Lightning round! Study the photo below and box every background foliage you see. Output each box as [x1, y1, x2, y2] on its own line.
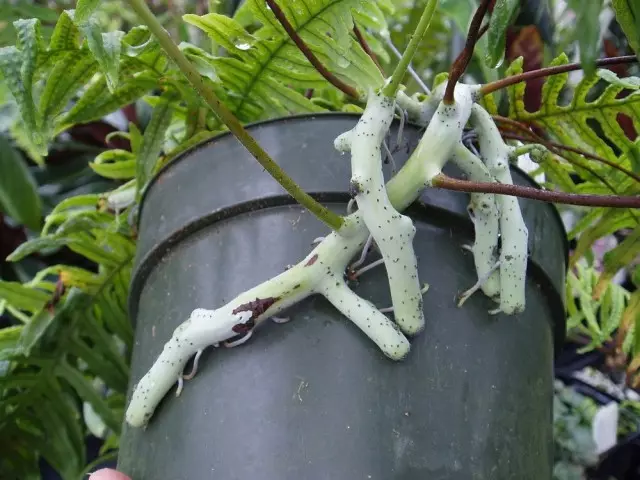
[0, 0, 639, 478]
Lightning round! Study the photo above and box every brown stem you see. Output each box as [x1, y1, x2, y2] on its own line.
[444, 0, 492, 104]
[481, 55, 639, 95]
[492, 115, 538, 138]
[492, 115, 640, 184]
[432, 173, 640, 208]
[499, 132, 626, 198]
[477, 22, 489, 40]
[265, 0, 360, 99]
[501, 132, 640, 184]
[353, 23, 383, 73]
[491, 115, 640, 184]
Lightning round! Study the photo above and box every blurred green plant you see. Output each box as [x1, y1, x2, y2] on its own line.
[553, 379, 640, 479]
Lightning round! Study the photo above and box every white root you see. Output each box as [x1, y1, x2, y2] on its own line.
[379, 283, 430, 313]
[349, 234, 375, 271]
[382, 140, 397, 173]
[223, 330, 254, 348]
[385, 84, 478, 210]
[335, 90, 424, 335]
[126, 215, 395, 428]
[353, 257, 385, 278]
[471, 104, 529, 314]
[319, 279, 410, 360]
[183, 348, 204, 380]
[271, 316, 291, 324]
[128, 308, 255, 426]
[450, 144, 501, 300]
[457, 260, 501, 307]
[126, 83, 533, 430]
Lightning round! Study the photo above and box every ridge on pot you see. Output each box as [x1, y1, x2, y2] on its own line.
[118, 114, 567, 480]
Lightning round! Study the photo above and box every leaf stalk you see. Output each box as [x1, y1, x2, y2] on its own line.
[126, 0, 344, 231]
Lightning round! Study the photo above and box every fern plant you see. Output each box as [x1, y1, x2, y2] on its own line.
[482, 52, 640, 387]
[0, 0, 639, 478]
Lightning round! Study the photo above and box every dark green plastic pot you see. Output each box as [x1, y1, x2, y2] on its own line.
[118, 114, 567, 480]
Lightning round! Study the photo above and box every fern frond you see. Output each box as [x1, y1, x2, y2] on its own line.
[505, 54, 640, 174]
[0, 255, 133, 479]
[499, 54, 640, 277]
[184, 0, 387, 121]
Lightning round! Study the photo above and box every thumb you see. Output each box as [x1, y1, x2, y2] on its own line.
[88, 468, 131, 480]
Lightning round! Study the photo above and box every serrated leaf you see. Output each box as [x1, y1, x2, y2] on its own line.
[612, 0, 640, 56]
[56, 73, 158, 130]
[49, 10, 80, 51]
[158, 130, 220, 171]
[45, 386, 86, 474]
[0, 135, 42, 230]
[13, 19, 43, 89]
[0, 281, 49, 313]
[78, 18, 124, 92]
[74, 0, 101, 24]
[53, 212, 114, 237]
[486, 0, 520, 68]
[184, 0, 384, 121]
[625, 140, 640, 174]
[600, 283, 627, 336]
[40, 52, 98, 126]
[134, 98, 173, 192]
[27, 265, 102, 292]
[8, 120, 44, 166]
[505, 53, 640, 188]
[0, 47, 45, 158]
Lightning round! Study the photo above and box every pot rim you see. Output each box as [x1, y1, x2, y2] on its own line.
[130, 112, 569, 351]
[138, 111, 569, 259]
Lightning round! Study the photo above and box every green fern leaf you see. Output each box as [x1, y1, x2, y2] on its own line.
[90, 149, 137, 180]
[48, 10, 81, 52]
[74, 0, 101, 24]
[55, 28, 169, 131]
[506, 54, 640, 172]
[0, 46, 46, 160]
[5, 20, 49, 160]
[75, 9, 124, 92]
[185, 0, 385, 121]
[136, 92, 175, 196]
[56, 73, 157, 131]
[612, 0, 640, 56]
[39, 50, 98, 122]
[503, 53, 640, 267]
[0, 281, 49, 313]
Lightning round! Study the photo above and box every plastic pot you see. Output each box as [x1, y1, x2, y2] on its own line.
[118, 114, 567, 480]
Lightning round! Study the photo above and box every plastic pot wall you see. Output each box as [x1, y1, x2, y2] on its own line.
[118, 114, 567, 480]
